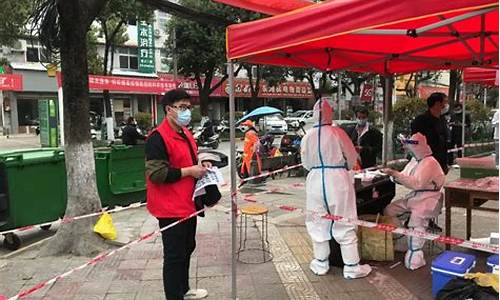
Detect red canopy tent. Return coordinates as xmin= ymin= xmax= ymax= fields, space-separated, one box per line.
xmin=226 ymin=0 xmax=498 ymax=74
xmin=223 ymin=2 xmax=499 ymax=298
xmin=463 ymin=66 xmax=499 ymax=85
xmin=214 ymin=0 xmax=311 ymax=15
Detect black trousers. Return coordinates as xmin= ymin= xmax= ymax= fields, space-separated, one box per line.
xmin=158 ymin=217 xmax=197 ymax=300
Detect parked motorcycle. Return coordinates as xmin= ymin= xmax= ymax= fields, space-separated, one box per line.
xmin=194 ymin=125 xmax=220 ymax=149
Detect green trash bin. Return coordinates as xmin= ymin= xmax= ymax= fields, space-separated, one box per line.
xmin=0 ymin=149 xmax=67 ymax=249
xmin=94 ymin=145 xmax=146 ymax=208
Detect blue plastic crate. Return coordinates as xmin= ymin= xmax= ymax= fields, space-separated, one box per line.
xmin=487 ymin=254 xmax=499 ymax=273
xmin=431 ymin=251 xmax=476 ymax=297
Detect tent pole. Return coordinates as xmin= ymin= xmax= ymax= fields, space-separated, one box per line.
xmin=338 ymin=72 xmax=342 ymax=120
xmin=356 ymin=7 xmax=495 ymax=36
xmin=227 ymin=60 xmax=237 ymax=300
xmin=382 ymin=74 xmax=393 ymax=164
xmin=462 ymin=82 xmax=466 ymax=158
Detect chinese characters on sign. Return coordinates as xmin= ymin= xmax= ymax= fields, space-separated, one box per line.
xmin=0 ymin=74 xmax=23 ymax=91
xmin=138 ymin=21 xmax=155 ymax=74
xmin=224 ymin=79 xmax=313 ymax=98
xmin=360 ymin=84 xmax=373 ymax=102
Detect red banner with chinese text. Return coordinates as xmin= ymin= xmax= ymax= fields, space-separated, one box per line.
xmin=0 ymin=74 xmax=23 ymax=91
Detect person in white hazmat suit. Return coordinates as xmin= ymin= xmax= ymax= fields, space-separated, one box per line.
xmin=382 ymin=132 xmax=445 ymax=270
xmin=301 ymin=99 xmax=372 ymax=279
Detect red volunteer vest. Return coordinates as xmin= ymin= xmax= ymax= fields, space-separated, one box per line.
xmin=146 ymin=119 xmax=198 ymax=218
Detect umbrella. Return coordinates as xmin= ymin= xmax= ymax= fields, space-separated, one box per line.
xmin=236 ymin=106 xmax=283 ymax=124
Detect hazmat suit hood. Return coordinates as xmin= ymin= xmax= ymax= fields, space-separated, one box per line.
xmin=403 ymin=132 xmax=432 ymax=160
xmin=312 ymin=99 xmax=334 ymax=126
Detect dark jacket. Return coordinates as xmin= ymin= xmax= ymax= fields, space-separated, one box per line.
xmin=347 ymin=124 xmax=382 ymax=169
xmin=122 ymin=124 xmax=145 ymax=145
xmin=411 ymin=111 xmax=449 ymax=174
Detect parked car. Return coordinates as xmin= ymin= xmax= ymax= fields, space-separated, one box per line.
xmin=259 ymin=114 xmax=288 ymax=134
xmin=335 ymin=120 xmax=358 ymax=134
xmin=285 ymin=110 xmax=314 ymax=130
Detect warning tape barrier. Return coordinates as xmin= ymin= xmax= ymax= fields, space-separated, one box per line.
xmin=238 ymin=158 xmax=409 ymax=186
xmin=0 ymin=202 xmax=146 ymax=236
xmin=239 ymin=140 xmax=495 ymax=186
xmin=5 ymin=205 xmax=211 ymax=300
xmin=447 ymin=141 xmax=495 ymax=153
xmin=239 ymin=191 xmax=499 ymax=255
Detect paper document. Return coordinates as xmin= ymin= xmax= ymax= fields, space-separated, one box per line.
xmin=194 ymin=167 xmax=225 ymax=198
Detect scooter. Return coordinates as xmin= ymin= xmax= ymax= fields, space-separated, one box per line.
xmin=194 ymin=126 xmax=220 ymax=149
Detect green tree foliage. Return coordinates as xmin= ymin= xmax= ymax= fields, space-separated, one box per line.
xmin=94 ymin=0 xmax=153 ymax=119
xmin=87 ymin=26 xmax=104 ymax=74
xmin=393 ymin=97 xmax=427 ymax=137
xmin=0 ymin=0 xmax=33 ymax=47
xmin=165 ymin=0 xmax=259 ymax=114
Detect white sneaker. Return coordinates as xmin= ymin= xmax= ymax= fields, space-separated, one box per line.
xmin=184 ymin=289 xmax=208 ymax=299
xmin=309 ymin=259 xmax=329 ymax=276
xmin=343 ymin=263 xmax=372 ymax=279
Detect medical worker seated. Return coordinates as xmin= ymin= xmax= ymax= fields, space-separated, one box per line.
xmin=382 ymin=133 xmax=445 ymax=270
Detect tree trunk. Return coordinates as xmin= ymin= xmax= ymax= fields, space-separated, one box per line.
xmin=381 ymin=76 xmax=395 ymax=161
xmin=448 ymin=70 xmax=460 ymax=108
xmin=103 ymin=90 xmax=112 ymax=118
xmin=199 ymin=89 xmax=210 ymax=116
xmin=41 ymin=0 xmax=108 ymax=256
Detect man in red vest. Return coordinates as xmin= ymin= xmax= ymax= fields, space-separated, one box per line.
xmin=145 ymin=88 xmax=208 ymax=300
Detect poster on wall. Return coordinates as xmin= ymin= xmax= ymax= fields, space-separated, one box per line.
xmin=138 ymin=21 xmax=155 ymax=74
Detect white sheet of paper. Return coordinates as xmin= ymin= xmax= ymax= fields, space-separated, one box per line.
xmin=193 ymin=167 xmax=225 ymax=198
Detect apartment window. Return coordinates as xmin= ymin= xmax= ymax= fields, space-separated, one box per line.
xmin=118 ymin=48 xmax=138 ymax=70
xmin=26 ymin=41 xmax=50 ymax=63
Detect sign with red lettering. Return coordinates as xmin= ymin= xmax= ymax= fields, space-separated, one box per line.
xmin=360 ymin=84 xmax=373 ymax=102
xmin=57 ymin=72 xmax=177 ymax=94
xmin=224 ymin=79 xmax=313 ymax=98
xmin=0 ymin=74 xmax=23 ymax=91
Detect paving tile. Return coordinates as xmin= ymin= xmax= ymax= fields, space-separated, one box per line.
xmin=77 ymin=280 xmax=113 ymax=295
xmin=104 ymin=293 xmax=137 ymax=300
xmin=118 ymin=259 xmax=148 ymax=270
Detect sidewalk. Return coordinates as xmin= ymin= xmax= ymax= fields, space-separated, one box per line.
xmin=0 ymin=168 xmax=497 ymax=299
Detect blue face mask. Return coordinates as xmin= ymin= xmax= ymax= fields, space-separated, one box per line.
xmin=176 ymin=109 xmax=192 ymax=127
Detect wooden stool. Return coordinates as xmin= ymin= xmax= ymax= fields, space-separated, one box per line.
xmin=237 ymin=204 xmax=272 ymax=263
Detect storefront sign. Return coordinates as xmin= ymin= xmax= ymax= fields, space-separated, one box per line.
xmin=417 ymin=86 xmax=448 ymax=100
xmin=137 ymin=21 xmax=155 ymax=74
xmin=56 ymin=73 xmax=177 ymax=94
xmin=0 ymin=74 xmax=23 ymax=91
xmin=224 ymin=79 xmax=313 ymax=98
xmin=360 ymin=84 xmax=373 ymax=102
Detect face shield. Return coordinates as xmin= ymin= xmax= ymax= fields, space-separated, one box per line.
xmin=398 ymin=133 xmax=432 ymax=160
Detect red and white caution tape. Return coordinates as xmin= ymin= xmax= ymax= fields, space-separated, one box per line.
xmin=239 ymin=163 xmax=304 ymax=186
xmin=7 ymin=205 xmax=211 ymax=300
xmin=447 ymin=141 xmax=496 ymax=153
xmin=239 ymin=193 xmax=499 ymax=254
xmin=0 ymin=202 xmax=146 ymax=236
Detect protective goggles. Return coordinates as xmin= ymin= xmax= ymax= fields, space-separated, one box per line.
xmin=397 ymin=134 xmax=419 ymax=145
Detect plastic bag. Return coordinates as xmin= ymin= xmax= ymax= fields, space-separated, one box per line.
xmin=93 ymin=212 xmax=117 ymax=240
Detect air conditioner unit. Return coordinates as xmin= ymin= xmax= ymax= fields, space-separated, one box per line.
xmin=154 ymin=29 xmax=161 ymax=37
